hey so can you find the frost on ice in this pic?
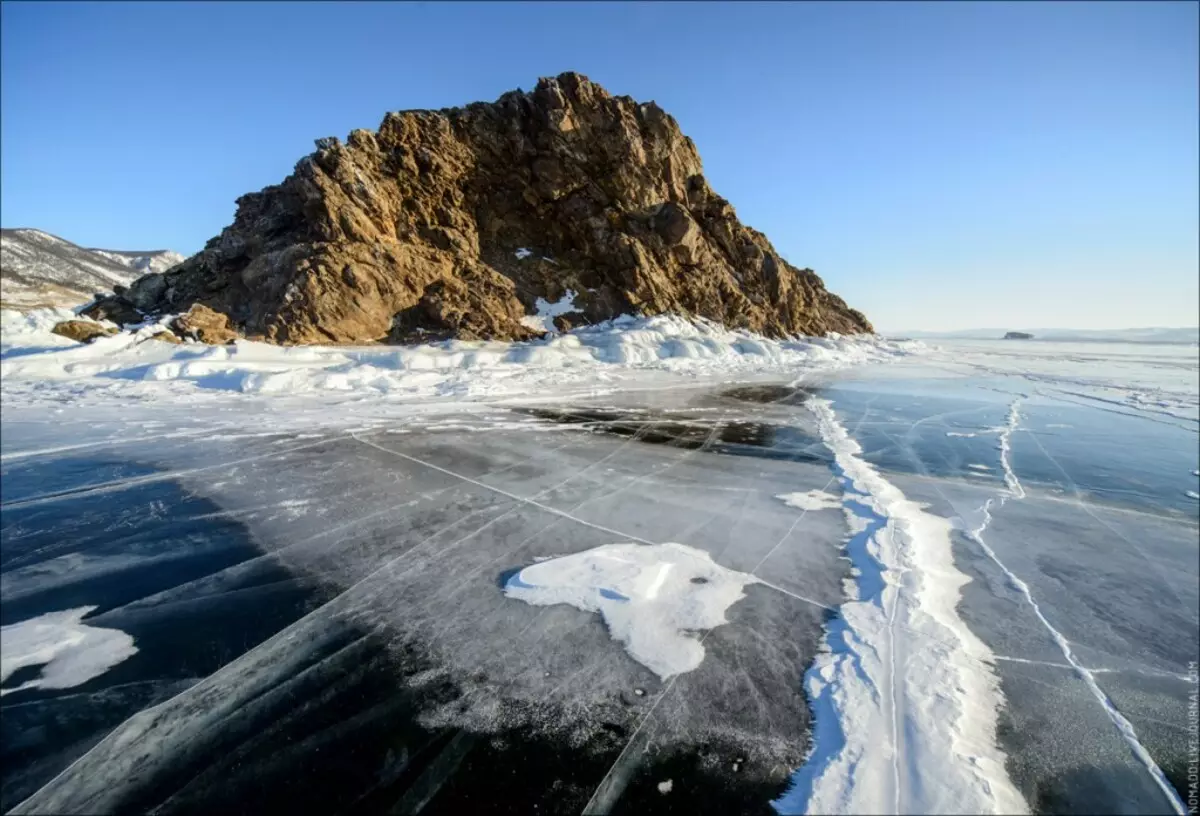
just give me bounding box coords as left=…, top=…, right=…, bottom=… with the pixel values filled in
left=503, top=542, right=755, bottom=679
left=776, top=489, right=841, bottom=511
left=0, top=607, right=137, bottom=697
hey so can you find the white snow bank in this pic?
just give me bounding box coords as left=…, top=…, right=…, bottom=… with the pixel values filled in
left=0, top=607, right=137, bottom=697
left=503, top=542, right=755, bottom=679
left=776, top=489, right=841, bottom=511
left=1, top=309, right=922, bottom=403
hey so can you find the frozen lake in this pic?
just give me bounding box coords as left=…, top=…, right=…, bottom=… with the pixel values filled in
left=1, top=324, right=1197, bottom=814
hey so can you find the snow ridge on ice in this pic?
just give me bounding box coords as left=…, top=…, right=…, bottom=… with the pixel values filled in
left=775, top=397, right=1027, bottom=816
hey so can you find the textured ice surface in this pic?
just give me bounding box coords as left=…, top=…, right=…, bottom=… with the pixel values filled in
left=1, top=326, right=1196, bottom=815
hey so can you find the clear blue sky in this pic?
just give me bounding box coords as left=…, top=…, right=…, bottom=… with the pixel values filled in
left=2, top=1, right=1196, bottom=331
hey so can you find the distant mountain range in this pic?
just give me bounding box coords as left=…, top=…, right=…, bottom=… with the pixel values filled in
left=0, top=228, right=186, bottom=310
left=890, top=327, right=1200, bottom=345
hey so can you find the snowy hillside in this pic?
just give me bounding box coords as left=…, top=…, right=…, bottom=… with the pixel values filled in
left=0, top=228, right=185, bottom=310
left=87, top=247, right=187, bottom=277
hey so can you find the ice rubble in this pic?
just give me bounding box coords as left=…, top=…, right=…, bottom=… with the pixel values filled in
left=0, top=607, right=137, bottom=697
left=1, top=308, right=919, bottom=402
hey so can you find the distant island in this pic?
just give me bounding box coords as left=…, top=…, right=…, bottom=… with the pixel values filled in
left=891, top=327, right=1199, bottom=345
left=1003, top=331, right=1034, bottom=340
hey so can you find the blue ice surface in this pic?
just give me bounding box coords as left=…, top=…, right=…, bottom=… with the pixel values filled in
left=822, top=375, right=1199, bottom=517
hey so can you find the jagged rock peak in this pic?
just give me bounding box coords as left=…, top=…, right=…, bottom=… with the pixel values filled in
left=87, top=71, right=873, bottom=344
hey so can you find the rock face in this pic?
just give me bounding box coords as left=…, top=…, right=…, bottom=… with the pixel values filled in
left=1003, top=331, right=1034, bottom=340
left=92, top=73, right=871, bottom=344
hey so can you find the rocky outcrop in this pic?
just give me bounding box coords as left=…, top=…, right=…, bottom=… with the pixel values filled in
left=171, top=304, right=237, bottom=345
left=89, top=73, right=871, bottom=344
left=1003, top=331, right=1034, bottom=340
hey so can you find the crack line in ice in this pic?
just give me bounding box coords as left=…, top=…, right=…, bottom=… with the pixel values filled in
left=996, top=400, right=1025, bottom=499
left=959, top=400, right=1188, bottom=816
left=775, top=397, right=1027, bottom=816
left=350, top=433, right=654, bottom=544
left=1019, top=423, right=1192, bottom=615
left=583, top=375, right=823, bottom=815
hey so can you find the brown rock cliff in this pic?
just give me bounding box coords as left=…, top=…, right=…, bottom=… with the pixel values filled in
left=91, top=73, right=872, bottom=343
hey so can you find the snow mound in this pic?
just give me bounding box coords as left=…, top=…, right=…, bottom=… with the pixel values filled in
left=1, top=309, right=923, bottom=402
left=503, top=542, right=756, bottom=679
left=0, top=607, right=138, bottom=697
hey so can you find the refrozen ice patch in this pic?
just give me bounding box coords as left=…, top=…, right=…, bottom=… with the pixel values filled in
left=0, top=606, right=137, bottom=697
left=519, top=289, right=578, bottom=334
left=776, top=489, right=841, bottom=511
left=502, top=542, right=755, bottom=679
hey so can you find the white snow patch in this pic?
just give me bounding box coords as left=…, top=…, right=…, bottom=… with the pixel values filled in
left=514, top=247, right=533, bottom=260
left=776, top=489, right=841, bottom=511
left=1186, top=490, right=1199, bottom=501
left=503, top=542, right=755, bottom=679
left=519, top=289, right=578, bottom=334
left=0, top=607, right=137, bottom=697
left=945, top=431, right=977, bottom=437
left=775, top=397, right=1027, bottom=815
left=967, top=463, right=992, bottom=471
left=657, top=780, right=673, bottom=794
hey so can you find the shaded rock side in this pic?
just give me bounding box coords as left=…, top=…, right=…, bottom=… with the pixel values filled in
left=98, top=72, right=872, bottom=344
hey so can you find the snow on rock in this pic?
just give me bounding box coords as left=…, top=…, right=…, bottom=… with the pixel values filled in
left=0, top=607, right=137, bottom=697
left=514, top=247, right=533, bottom=260
left=776, top=489, right=841, bottom=511
left=519, top=289, right=578, bottom=334
left=503, top=542, right=756, bottom=679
